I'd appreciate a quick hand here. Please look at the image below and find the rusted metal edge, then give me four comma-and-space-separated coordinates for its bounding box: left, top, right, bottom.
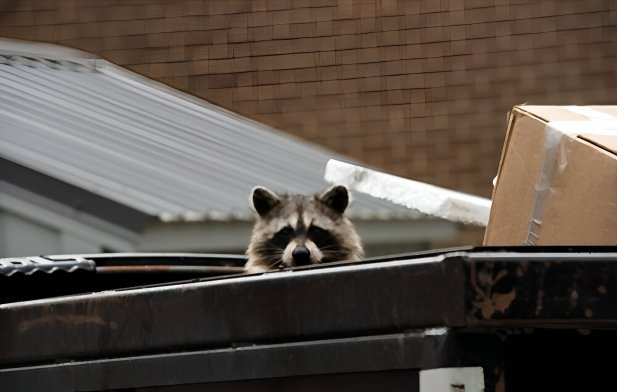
95, 265, 245, 274
0, 256, 95, 277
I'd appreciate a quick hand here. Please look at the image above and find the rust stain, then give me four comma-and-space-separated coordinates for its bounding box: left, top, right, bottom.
534, 288, 544, 316
471, 264, 516, 319
18, 314, 108, 333
495, 369, 506, 392
515, 260, 529, 278
493, 290, 516, 313
569, 289, 578, 308
474, 289, 517, 319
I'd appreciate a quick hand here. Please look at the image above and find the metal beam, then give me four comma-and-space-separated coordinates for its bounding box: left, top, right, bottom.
0, 332, 452, 391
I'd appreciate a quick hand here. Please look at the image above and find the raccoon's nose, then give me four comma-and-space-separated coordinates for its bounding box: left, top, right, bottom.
292, 246, 311, 266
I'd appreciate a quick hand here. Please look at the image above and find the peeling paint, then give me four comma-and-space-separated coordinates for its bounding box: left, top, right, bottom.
470, 264, 516, 319
18, 314, 107, 333
474, 290, 517, 319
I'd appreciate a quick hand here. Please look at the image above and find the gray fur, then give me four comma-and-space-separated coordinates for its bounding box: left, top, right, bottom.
245, 185, 364, 273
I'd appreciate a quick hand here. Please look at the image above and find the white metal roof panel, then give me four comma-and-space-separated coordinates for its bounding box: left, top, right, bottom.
0, 39, 421, 222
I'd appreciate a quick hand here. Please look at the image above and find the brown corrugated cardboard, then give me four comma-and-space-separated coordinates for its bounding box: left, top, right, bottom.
484, 105, 617, 245
580, 134, 617, 155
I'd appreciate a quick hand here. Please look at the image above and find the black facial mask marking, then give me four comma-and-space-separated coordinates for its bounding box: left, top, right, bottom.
270, 226, 295, 249
307, 225, 336, 249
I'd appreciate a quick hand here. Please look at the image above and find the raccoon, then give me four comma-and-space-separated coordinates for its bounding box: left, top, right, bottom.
244, 185, 364, 273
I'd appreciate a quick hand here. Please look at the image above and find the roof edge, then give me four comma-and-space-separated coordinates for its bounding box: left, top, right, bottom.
0, 158, 151, 233
0, 37, 98, 63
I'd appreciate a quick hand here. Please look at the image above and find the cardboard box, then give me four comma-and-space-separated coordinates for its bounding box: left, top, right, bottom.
484, 105, 617, 245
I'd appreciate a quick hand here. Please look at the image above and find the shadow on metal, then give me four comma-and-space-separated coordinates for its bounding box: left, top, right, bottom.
1, 246, 617, 391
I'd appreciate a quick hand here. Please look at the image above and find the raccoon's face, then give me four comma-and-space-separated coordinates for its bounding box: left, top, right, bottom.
245, 185, 364, 273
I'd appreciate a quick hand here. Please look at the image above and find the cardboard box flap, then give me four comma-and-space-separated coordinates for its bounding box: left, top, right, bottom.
579, 134, 617, 156
589, 106, 617, 118
517, 105, 617, 123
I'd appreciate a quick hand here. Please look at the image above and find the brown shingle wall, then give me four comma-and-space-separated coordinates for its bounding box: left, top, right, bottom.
1, 0, 616, 198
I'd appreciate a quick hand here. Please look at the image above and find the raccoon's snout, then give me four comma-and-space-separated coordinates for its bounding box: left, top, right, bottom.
292, 246, 311, 266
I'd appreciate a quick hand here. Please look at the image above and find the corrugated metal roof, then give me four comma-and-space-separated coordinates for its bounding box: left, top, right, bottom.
0, 39, 420, 222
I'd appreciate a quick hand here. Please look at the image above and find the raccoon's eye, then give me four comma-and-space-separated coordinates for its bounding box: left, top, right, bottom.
307, 225, 330, 242
270, 226, 295, 248
276, 226, 294, 238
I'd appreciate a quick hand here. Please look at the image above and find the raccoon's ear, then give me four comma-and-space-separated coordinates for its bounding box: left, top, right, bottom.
319, 185, 349, 214
251, 186, 280, 217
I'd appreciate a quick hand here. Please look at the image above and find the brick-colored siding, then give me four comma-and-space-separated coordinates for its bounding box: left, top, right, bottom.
1, 0, 616, 200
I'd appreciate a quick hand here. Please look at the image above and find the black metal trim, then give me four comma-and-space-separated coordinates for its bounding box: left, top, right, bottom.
0, 254, 467, 367
0, 332, 450, 391
2, 247, 617, 391
0, 253, 249, 305
86, 252, 247, 267
0, 158, 151, 232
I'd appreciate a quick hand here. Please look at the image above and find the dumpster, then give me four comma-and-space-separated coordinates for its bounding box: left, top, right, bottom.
1, 246, 617, 391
